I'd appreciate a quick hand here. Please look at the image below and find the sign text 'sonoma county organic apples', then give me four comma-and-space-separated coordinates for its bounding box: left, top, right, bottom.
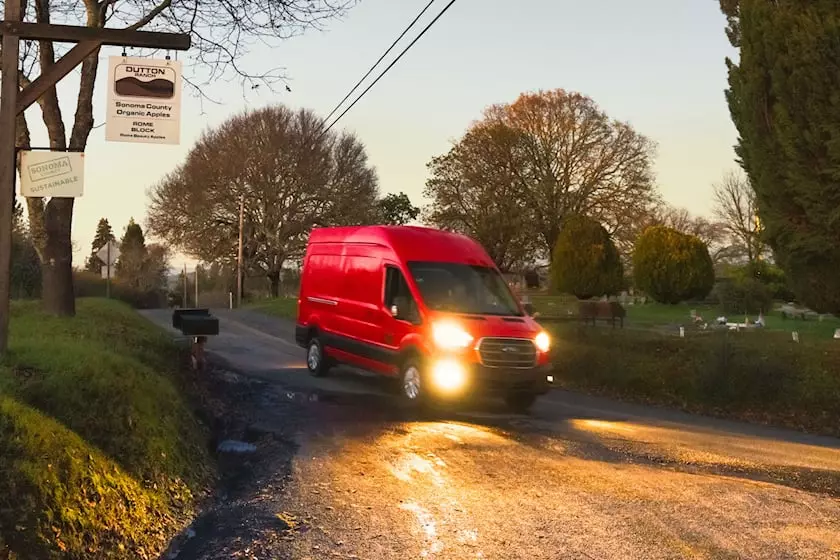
19, 151, 85, 198
105, 56, 183, 145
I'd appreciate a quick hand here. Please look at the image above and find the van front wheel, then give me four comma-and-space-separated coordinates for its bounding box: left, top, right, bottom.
306, 337, 330, 377
400, 359, 426, 405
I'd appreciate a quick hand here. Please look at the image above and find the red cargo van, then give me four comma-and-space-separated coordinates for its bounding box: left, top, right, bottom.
294, 225, 553, 411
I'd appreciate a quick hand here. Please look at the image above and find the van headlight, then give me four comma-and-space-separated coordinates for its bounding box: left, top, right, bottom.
431, 359, 467, 392
432, 321, 474, 349
535, 331, 550, 353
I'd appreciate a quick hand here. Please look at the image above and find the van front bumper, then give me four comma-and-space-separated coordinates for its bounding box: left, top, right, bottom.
444, 362, 553, 396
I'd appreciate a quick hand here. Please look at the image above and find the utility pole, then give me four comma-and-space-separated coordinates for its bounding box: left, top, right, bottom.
105, 241, 111, 299
237, 194, 244, 308
183, 262, 188, 308
0, 12, 190, 355
194, 266, 199, 308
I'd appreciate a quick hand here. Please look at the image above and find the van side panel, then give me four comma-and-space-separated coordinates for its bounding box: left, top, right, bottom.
298, 250, 342, 337
298, 240, 397, 375
329, 251, 385, 370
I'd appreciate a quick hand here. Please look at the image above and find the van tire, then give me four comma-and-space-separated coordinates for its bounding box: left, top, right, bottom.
399, 358, 426, 406
504, 391, 537, 413
306, 336, 330, 377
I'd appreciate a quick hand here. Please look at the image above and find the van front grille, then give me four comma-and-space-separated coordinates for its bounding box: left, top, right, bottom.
477, 338, 537, 369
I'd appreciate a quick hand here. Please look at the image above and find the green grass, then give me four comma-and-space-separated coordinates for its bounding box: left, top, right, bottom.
546, 322, 840, 437
529, 294, 840, 338
246, 296, 298, 319
0, 298, 214, 559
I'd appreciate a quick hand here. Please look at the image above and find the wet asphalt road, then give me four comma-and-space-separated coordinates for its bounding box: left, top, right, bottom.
142, 309, 840, 559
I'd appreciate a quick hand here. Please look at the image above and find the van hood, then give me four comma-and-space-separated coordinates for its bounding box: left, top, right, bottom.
426, 311, 543, 339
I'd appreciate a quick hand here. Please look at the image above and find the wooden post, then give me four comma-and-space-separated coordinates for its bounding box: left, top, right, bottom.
237, 194, 244, 308
105, 241, 111, 299
0, 0, 22, 354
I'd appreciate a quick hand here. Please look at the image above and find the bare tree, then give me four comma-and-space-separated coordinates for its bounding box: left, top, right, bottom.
483, 89, 658, 261
147, 105, 379, 297
5, 0, 356, 316
423, 122, 538, 272
713, 170, 764, 264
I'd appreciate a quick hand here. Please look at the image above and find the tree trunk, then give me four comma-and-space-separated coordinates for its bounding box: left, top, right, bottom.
41, 198, 76, 316
268, 270, 281, 298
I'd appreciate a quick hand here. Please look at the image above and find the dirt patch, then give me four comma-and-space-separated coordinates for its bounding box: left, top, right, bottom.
159, 359, 306, 560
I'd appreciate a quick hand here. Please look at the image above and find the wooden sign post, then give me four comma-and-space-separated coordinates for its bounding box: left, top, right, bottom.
0, 8, 190, 354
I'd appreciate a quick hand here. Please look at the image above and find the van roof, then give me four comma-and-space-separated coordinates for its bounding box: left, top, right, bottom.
308, 225, 495, 266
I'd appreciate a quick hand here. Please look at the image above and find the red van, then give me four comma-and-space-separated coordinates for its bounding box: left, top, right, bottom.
294, 225, 553, 412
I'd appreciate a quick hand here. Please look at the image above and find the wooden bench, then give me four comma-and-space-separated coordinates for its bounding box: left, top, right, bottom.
578, 300, 626, 328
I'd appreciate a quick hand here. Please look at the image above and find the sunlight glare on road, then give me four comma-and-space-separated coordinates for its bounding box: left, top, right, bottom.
573, 418, 638, 434
570, 417, 840, 472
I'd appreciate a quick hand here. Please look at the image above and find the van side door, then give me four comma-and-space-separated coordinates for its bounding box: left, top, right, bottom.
381, 264, 421, 363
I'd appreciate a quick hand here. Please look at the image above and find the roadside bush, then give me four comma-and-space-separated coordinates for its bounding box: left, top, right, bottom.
74, 270, 167, 308
714, 276, 773, 315
633, 226, 715, 304
547, 323, 840, 437
551, 215, 624, 299
11, 237, 41, 299
748, 261, 796, 302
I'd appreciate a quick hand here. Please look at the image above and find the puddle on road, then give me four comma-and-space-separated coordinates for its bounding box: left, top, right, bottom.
260, 386, 401, 410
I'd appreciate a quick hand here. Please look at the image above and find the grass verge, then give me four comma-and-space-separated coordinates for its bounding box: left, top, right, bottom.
246, 297, 298, 319
547, 322, 840, 437
530, 295, 840, 338
0, 298, 215, 559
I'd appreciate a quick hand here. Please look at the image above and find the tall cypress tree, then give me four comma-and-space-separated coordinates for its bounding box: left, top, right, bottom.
85, 218, 116, 273
115, 218, 148, 287
721, 0, 840, 313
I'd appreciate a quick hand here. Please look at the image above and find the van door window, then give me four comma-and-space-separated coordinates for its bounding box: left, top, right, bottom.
384, 266, 420, 323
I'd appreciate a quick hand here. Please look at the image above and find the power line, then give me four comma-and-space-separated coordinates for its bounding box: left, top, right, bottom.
320, 0, 460, 137
321, 0, 439, 127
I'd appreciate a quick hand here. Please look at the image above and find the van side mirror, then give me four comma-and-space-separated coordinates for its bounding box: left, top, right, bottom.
390, 304, 399, 318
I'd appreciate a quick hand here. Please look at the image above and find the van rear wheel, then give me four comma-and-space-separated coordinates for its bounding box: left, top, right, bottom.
306, 337, 330, 377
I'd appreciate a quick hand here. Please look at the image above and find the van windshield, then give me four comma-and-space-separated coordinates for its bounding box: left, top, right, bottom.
406, 261, 524, 317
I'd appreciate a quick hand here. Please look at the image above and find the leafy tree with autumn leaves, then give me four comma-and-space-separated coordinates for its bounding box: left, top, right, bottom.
147, 105, 381, 297
377, 193, 420, 225
424, 89, 658, 270
424, 122, 537, 272
8, 0, 358, 317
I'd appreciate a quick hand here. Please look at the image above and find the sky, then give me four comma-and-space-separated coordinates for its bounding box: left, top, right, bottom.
21, 0, 740, 272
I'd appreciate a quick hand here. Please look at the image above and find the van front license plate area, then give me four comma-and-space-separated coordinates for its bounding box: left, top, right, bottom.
471, 363, 553, 394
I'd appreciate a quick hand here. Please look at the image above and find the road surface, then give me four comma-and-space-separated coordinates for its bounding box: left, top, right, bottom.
142, 309, 840, 560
